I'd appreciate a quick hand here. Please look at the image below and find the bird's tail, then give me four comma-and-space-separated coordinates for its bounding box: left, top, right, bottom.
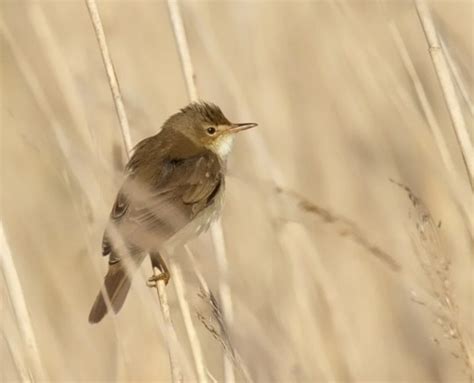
88, 262, 133, 324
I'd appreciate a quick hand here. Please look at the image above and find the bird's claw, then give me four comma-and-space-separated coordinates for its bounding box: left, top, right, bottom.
147, 269, 170, 288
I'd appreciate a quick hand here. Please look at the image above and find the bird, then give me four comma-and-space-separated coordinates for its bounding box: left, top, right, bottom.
88, 102, 257, 323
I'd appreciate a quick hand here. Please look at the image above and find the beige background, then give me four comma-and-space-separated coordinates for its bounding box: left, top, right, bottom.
1, 0, 473, 382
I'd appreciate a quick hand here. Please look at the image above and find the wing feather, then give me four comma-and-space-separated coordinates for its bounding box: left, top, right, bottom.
101, 150, 222, 261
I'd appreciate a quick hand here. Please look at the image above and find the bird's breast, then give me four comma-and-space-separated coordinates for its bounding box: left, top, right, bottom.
165, 184, 225, 250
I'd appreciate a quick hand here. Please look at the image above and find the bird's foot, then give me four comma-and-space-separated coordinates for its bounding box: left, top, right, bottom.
147, 268, 170, 287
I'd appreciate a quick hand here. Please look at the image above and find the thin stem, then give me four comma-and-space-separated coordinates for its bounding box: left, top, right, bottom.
84, 1, 182, 381
1, 16, 141, 377
414, 0, 474, 190
84, 0, 133, 155
2, 314, 34, 382
166, 1, 235, 381
440, 37, 474, 117
210, 222, 235, 383
156, 275, 184, 383
389, 22, 455, 175
167, 0, 198, 101
389, 21, 473, 231
0, 223, 47, 381
171, 262, 208, 383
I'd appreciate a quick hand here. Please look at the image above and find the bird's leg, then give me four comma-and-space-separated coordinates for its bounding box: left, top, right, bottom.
147, 251, 170, 287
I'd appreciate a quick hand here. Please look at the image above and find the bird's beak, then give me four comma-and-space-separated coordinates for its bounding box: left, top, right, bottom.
229, 122, 258, 133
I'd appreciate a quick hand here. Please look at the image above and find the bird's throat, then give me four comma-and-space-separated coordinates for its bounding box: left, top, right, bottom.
211, 134, 234, 159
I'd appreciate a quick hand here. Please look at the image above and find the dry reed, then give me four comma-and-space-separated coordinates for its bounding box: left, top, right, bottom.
0, 223, 46, 381
84, 0, 182, 381
2, 314, 34, 382
415, 0, 474, 189
276, 186, 401, 272
391, 179, 473, 378
166, 0, 236, 381
1, 1, 472, 381
171, 261, 208, 383
389, 22, 455, 175
440, 36, 474, 117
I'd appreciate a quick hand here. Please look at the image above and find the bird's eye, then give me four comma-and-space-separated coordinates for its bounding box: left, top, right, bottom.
206, 127, 216, 135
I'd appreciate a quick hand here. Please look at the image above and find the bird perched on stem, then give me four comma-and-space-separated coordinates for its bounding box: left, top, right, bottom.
89, 102, 257, 323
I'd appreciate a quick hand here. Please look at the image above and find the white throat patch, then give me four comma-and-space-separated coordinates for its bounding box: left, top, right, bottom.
211, 134, 234, 159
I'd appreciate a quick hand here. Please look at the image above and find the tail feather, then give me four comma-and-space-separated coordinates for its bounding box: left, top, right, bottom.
88, 263, 131, 324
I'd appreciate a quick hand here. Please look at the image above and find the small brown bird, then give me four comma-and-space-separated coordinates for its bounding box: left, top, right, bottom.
88, 102, 257, 323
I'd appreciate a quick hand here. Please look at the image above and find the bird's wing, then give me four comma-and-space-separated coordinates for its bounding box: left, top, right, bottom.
102, 151, 223, 260
102, 191, 128, 256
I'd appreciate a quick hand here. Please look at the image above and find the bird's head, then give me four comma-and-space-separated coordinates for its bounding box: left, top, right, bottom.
164, 102, 257, 158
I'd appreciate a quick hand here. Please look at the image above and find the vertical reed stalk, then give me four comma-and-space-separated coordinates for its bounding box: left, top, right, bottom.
84, 1, 182, 381
414, 0, 474, 189
167, 0, 198, 102
171, 261, 208, 383
389, 22, 455, 174
0, 223, 47, 381
440, 37, 474, 117
166, 1, 235, 381
2, 315, 34, 382
84, 0, 133, 154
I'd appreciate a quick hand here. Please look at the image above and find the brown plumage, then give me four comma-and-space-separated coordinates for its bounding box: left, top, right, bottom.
88, 102, 257, 323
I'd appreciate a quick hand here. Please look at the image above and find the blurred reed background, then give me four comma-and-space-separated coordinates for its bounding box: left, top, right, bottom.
1, 0, 473, 382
